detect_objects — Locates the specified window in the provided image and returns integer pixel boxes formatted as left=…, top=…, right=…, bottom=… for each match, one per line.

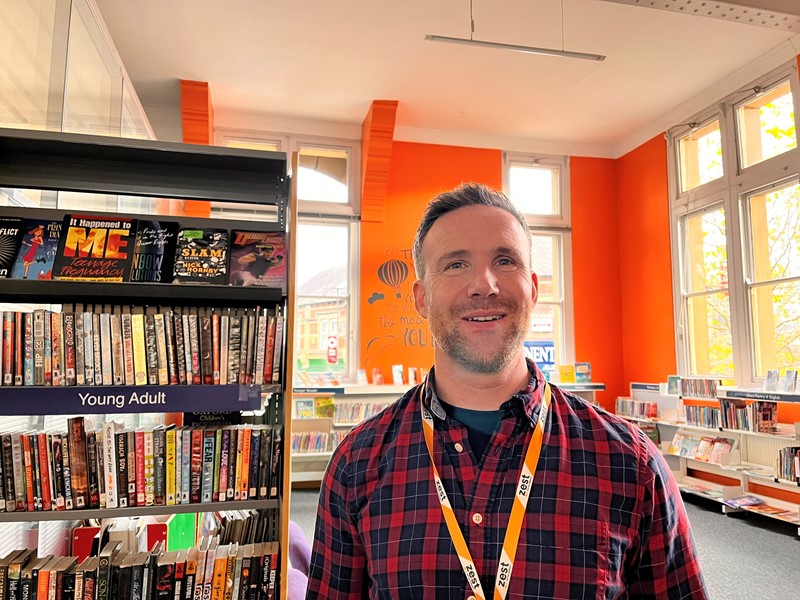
left=219, top=131, right=360, bottom=384
left=678, top=119, right=723, bottom=192
left=670, top=65, right=800, bottom=386
left=504, top=154, right=573, bottom=377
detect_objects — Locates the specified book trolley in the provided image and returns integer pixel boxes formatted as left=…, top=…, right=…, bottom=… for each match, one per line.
left=0, top=128, right=295, bottom=598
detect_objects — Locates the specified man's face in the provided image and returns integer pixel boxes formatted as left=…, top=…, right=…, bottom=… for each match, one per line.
left=413, top=205, right=538, bottom=374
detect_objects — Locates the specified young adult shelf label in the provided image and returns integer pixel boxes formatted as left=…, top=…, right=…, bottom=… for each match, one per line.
left=0, top=384, right=261, bottom=415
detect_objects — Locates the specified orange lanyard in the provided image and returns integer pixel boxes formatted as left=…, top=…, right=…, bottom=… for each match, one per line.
left=421, top=383, right=551, bottom=600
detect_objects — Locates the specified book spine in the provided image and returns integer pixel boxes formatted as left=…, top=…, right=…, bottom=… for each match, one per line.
left=239, top=428, right=251, bottom=501
left=174, top=309, right=188, bottom=385
left=212, top=428, right=222, bottom=503
left=135, top=429, right=146, bottom=506
left=166, top=428, right=176, bottom=506
left=200, top=312, right=213, bottom=385
left=24, top=312, right=34, bottom=386
left=37, top=433, right=52, bottom=510
left=153, top=427, right=166, bottom=505
left=181, top=312, right=193, bottom=385
left=63, top=311, right=76, bottom=386
left=44, top=310, right=52, bottom=385
left=211, top=311, right=220, bottom=385
left=219, top=311, right=229, bottom=387
left=183, top=554, right=197, bottom=600
left=188, top=311, right=201, bottom=385
left=33, top=309, right=45, bottom=385
left=248, top=429, right=261, bottom=500
left=174, top=428, right=182, bottom=507
left=51, top=311, right=62, bottom=386
left=2, top=312, right=13, bottom=386
left=14, top=311, right=23, bottom=386
left=190, top=429, right=203, bottom=504
left=245, top=312, right=256, bottom=385
left=144, top=311, right=159, bottom=385
left=21, top=433, right=35, bottom=511
left=227, top=315, right=241, bottom=384
left=29, top=432, right=42, bottom=510
left=92, top=312, right=102, bottom=385
left=218, top=428, right=230, bottom=502
left=181, top=428, right=191, bottom=504
left=110, top=311, right=125, bottom=386
left=11, top=434, right=26, bottom=511
left=127, top=430, right=137, bottom=507
left=131, top=311, right=148, bottom=386
left=269, top=427, right=282, bottom=499
left=85, top=431, right=100, bottom=508
left=99, top=312, right=113, bottom=386
left=1, top=434, right=13, bottom=512
left=233, top=428, right=243, bottom=501
left=154, top=312, right=169, bottom=385
left=51, top=434, right=65, bottom=510
left=74, top=310, right=85, bottom=386
left=271, top=312, right=283, bottom=384
left=201, top=429, right=215, bottom=503
left=254, top=311, right=266, bottom=386
left=237, top=312, right=249, bottom=386
left=226, top=427, right=237, bottom=501
left=103, top=422, right=118, bottom=509
left=144, top=429, right=155, bottom=506
left=82, top=308, right=93, bottom=386
left=60, top=432, right=73, bottom=510
left=121, top=311, right=135, bottom=386
left=165, top=310, right=179, bottom=385
left=258, top=428, right=271, bottom=499
left=116, top=430, right=129, bottom=508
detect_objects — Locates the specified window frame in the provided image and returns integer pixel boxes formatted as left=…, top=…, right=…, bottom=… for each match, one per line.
left=668, top=62, right=800, bottom=387
left=503, top=153, right=571, bottom=228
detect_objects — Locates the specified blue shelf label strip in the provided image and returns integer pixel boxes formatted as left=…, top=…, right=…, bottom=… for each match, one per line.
left=0, top=384, right=262, bottom=415
left=631, top=383, right=660, bottom=391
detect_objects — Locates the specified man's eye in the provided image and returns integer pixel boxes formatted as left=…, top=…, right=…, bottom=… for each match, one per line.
left=496, top=258, right=516, bottom=268
left=446, top=261, right=465, bottom=270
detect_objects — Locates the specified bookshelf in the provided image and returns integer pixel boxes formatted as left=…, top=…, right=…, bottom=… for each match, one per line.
left=618, top=381, right=800, bottom=535
left=0, top=128, right=295, bottom=594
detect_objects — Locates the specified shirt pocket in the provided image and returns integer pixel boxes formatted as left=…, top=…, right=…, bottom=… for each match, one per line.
left=518, top=521, right=610, bottom=600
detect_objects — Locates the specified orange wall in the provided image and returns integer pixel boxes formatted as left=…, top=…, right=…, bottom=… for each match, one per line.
left=616, top=135, right=677, bottom=383
left=570, top=157, right=624, bottom=411
left=359, top=141, right=502, bottom=382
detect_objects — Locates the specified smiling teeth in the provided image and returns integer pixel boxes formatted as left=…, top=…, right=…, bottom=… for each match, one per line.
left=467, top=316, right=501, bottom=321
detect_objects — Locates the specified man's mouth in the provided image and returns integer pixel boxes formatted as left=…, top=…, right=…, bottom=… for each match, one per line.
left=464, top=315, right=503, bottom=322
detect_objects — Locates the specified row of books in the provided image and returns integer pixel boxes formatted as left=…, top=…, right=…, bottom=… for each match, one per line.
left=764, top=368, right=798, bottom=393
left=667, top=432, right=735, bottom=464
left=719, top=399, right=779, bottom=433
left=0, top=304, right=284, bottom=387
left=0, top=419, right=284, bottom=513
left=0, top=535, right=280, bottom=600
left=615, top=398, right=658, bottom=421
left=776, top=446, right=800, bottom=484
left=0, top=215, right=287, bottom=290
left=333, top=402, right=391, bottom=425
left=683, top=405, right=721, bottom=429
left=680, top=377, right=720, bottom=400
left=290, top=432, right=330, bottom=454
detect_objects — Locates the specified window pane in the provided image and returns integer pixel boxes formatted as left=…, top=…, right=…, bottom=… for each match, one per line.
left=748, top=183, right=800, bottom=283
left=750, top=280, right=800, bottom=377
left=226, top=140, right=280, bottom=152
left=509, top=164, right=559, bottom=216
left=531, top=234, right=560, bottom=302
left=298, top=147, right=348, bottom=204
left=0, top=0, right=59, bottom=130
left=684, top=208, right=728, bottom=293
left=678, top=119, right=722, bottom=192
left=687, top=291, right=733, bottom=376
left=737, top=80, right=797, bottom=169
left=295, top=223, right=349, bottom=381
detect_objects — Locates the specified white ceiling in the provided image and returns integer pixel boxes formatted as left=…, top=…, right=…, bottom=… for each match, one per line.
left=94, top=0, right=800, bottom=157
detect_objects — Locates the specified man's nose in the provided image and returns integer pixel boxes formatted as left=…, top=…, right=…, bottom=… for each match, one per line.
left=468, top=265, right=499, bottom=297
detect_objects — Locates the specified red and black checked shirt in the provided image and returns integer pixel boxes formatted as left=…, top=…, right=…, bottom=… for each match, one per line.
left=307, top=361, right=708, bottom=599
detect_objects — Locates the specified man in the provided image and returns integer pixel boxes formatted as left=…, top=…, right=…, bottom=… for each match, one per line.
left=307, top=183, right=707, bottom=599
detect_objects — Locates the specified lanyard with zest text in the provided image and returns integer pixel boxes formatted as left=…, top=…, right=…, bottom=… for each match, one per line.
left=421, top=382, right=551, bottom=600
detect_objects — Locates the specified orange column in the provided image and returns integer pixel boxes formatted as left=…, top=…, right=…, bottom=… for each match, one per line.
left=361, top=100, right=398, bottom=223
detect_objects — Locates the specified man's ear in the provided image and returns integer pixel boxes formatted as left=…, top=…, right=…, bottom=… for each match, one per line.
left=413, top=279, right=428, bottom=318
left=531, top=272, right=539, bottom=305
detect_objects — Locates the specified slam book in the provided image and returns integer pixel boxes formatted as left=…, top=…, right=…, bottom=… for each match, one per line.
left=172, top=229, right=228, bottom=285
left=53, top=214, right=137, bottom=281
left=129, top=220, right=179, bottom=283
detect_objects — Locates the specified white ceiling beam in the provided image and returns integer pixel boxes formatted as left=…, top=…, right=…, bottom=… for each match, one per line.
left=597, top=0, right=800, bottom=32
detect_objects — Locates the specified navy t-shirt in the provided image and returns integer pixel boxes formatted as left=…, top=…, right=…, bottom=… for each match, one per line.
left=440, top=401, right=501, bottom=459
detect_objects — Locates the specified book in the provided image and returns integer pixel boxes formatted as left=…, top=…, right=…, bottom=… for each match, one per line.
left=574, top=361, right=591, bottom=383
left=694, top=436, right=715, bottom=462
left=172, top=229, right=229, bottom=285
left=228, top=231, right=287, bottom=291
left=10, top=218, right=61, bottom=280
left=129, top=220, right=179, bottom=283
left=780, top=369, right=797, bottom=393
left=0, top=217, right=25, bottom=278
left=53, top=214, right=137, bottom=281
left=765, top=369, right=779, bottom=391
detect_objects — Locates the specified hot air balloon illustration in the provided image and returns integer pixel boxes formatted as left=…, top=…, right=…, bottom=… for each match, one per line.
left=377, top=259, right=409, bottom=298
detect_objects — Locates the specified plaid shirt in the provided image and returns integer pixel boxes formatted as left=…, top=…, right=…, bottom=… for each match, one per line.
left=307, top=361, right=708, bottom=599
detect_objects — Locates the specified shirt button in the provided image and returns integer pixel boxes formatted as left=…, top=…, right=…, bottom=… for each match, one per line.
left=454, top=442, right=464, bottom=452
left=467, top=596, right=476, bottom=600
left=472, top=512, right=483, bottom=525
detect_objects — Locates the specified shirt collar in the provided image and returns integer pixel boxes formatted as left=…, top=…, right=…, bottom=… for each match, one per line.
left=422, top=358, right=546, bottom=425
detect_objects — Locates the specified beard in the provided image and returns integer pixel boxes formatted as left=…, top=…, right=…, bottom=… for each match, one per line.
left=430, top=300, right=530, bottom=374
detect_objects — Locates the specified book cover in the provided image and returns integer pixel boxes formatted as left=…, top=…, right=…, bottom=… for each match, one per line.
left=764, top=369, right=779, bottom=391
left=53, top=214, right=136, bottom=281
left=172, top=229, right=228, bottom=285
left=0, top=217, right=25, bottom=278
left=228, top=231, right=286, bottom=292
left=10, top=219, right=60, bottom=280
left=708, top=438, right=734, bottom=465
left=129, top=220, right=179, bottom=283
left=694, top=436, right=715, bottom=462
